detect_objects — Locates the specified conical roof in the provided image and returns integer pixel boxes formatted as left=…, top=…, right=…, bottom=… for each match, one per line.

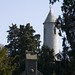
left=44, top=10, right=56, bottom=23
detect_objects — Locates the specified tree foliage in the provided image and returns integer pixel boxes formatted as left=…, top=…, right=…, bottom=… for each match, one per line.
left=38, top=46, right=55, bottom=75
left=49, top=0, right=75, bottom=75
left=50, top=0, right=75, bottom=75
left=56, top=0, right=75, bottom=57
left=7, top=23, right=40, bottom=57
left=6, top=23, right=41, bottom=75
left=49, top=0, right=59, bottom=4
left=0, top=47, right=17, bottom=75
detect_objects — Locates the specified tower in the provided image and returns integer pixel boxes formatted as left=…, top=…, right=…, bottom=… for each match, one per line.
left=43, top=7, right=59, bottom=55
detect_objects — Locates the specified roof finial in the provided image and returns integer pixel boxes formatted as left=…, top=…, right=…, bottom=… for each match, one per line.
left=50, top=4, right=51, bottom=12
left=49, top=4, right=51, bottom=13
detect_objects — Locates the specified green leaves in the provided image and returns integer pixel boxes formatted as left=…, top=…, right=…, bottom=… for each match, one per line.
left=54, top=0, right=75, bottom=75
left=7, top=23, right=40, bottom=56
left=38, top=46, right=54, bottom=75
left=0, top=48, right=17, bottom=75
left=6, top=23, right=41, bottom=75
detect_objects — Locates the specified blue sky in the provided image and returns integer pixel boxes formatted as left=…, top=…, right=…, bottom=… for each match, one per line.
left=0, top=0, right=62, bottom=49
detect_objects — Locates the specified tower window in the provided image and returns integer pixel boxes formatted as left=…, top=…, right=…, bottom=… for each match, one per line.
left=54, top=27, right=56, bottom=34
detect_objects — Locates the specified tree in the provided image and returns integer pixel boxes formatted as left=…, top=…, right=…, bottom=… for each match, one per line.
left=38, top=46, right=55, bottom=75
left=18, top=23, right=40, bottom=55
left=7, top=23, right=40, bottom=56
left=7, top=24, right=19, bottom=56
left=7, top=23, right=41, bottom=75
left=49, top=0, right=75, bottom=75
left=55, top=0, right=75, bottom=58
left=0, top=47, right=17, bottom=75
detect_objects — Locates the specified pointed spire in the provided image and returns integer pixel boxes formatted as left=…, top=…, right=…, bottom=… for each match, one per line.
left=43, top=4, right=56, bottom=24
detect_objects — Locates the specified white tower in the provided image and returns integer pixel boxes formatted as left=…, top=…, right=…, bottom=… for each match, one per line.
left=43, top=8, right=59, bottom=55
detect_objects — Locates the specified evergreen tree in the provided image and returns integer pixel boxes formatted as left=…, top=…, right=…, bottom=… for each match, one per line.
left=7, top=23, right=40, bottom=56
left=7, top=24, right=19, bottom=56
left=7, top=23, right=41, bottom=75
left=38, top=46, right=55, bottom=75
left=55, top=0, right=75, bottom=58
left=0, top=47, right=17, bottom=75
left=49, top=0, right=75, bottom=75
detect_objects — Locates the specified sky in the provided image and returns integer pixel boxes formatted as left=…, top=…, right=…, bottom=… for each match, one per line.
left=0, top=0, right=63, bottom=50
